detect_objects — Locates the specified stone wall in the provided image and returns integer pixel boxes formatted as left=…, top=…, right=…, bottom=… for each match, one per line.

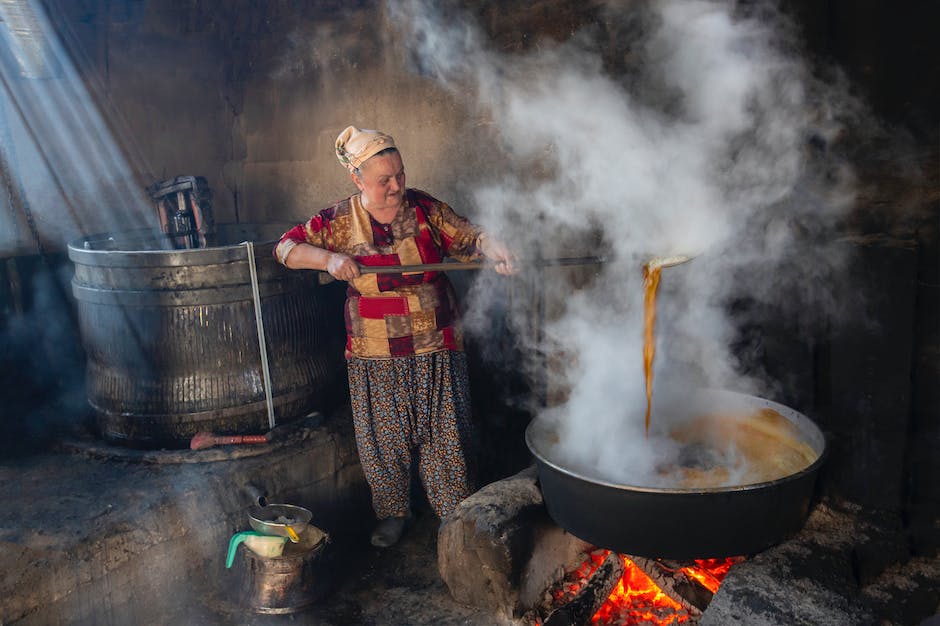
left=0, top=0, right=936, bottom=529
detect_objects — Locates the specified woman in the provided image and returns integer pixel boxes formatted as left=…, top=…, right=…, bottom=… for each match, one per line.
left=275, top=126, right=515, bottom=547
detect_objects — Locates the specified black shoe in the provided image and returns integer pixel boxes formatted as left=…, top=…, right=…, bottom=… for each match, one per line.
left=370, top=515, right=411, bottom=548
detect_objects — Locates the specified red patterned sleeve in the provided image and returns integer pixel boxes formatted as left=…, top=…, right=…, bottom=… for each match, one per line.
left=414, top=191, right=483, bottom=262
left=274, top=207, right=336, bottom=265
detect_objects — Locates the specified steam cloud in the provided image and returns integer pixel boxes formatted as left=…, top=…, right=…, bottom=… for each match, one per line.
left=389, top=0, right=859, bottom=486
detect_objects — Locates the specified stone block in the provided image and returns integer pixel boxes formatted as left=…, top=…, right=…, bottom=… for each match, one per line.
left=700, top=499, right=940, bottom=626
left=860, top=554, right=940, bottom=626
left=437, top=466, right=590, bottom=620
left=850, top=509, right=909, bottom=586
left=700, top=502, right=876, bottom=626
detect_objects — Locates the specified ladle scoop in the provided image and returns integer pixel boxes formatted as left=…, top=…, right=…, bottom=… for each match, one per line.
left=643, top=254, right=693, bottom=270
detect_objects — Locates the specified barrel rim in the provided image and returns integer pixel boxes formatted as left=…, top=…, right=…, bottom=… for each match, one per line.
left=67, top=223, right=292, bottom=267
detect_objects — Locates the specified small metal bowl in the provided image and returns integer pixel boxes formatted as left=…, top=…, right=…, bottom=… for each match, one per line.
left=248, top=503, right=313, bottom=540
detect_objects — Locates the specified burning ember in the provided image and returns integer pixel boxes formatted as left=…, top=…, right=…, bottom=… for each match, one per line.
left=677, top=558, right=737, bottom=595
left=549, top=550, right=742, bottom=625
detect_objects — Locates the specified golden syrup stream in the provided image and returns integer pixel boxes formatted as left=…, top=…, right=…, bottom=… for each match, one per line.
left=642, top=263, right=662, bottom=437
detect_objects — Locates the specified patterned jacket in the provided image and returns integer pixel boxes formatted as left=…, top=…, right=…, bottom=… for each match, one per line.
left=275, top=188, right=484, bottom=359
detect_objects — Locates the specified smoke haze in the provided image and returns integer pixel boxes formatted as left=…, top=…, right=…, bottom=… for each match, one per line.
left=389, top=0, right=859, bottom=486
left=0, top=0, right=154, bottom=257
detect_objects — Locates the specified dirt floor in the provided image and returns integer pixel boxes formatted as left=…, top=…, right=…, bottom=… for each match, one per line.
left=0, top=411, right=507, bottom=626
left=0, top=404, right=516, bottom=626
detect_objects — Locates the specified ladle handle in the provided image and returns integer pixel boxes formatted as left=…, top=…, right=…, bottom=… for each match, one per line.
left=357, top=256, right=604, bottom=274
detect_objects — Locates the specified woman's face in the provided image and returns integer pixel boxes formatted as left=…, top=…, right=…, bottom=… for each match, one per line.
left=354, top=151, right=406, bottom=211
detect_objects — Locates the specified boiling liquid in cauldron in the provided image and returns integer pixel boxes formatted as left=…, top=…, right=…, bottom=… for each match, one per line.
left=637, top=258, right=816, bottom=486
left=544, top=402, right=818, bottom=489
left=662, top=407, right=817, bottom=488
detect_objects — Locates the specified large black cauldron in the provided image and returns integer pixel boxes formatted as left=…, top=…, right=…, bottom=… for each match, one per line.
left=526, top=389, right=827, bottom=560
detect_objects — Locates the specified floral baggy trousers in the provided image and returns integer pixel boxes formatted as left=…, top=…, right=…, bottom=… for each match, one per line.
left=347, top=350, right=476, bottom=519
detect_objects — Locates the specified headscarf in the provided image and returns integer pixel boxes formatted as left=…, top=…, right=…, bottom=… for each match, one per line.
left=335, top=126, right=396, bottom=173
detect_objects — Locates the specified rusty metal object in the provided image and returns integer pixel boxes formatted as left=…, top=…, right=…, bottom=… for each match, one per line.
left=147, top=175, right=215, bottom=249
left=189, top=431, right=270, bottom=451
left=232, top=528, right=328, bottom=614
left=68, top=223, right=347, bottom=448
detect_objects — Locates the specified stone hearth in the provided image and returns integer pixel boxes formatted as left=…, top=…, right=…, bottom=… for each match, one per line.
left=438, top=468, right=940, bottom=626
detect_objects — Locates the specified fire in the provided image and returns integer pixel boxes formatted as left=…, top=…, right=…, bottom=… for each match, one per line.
left=549, top=550, right=742, bottom=626
left=593, top=555, right=686, bottom=625
left=551, top=550, right=609, bottom=604
left=679, top=558, right=737, bottom=595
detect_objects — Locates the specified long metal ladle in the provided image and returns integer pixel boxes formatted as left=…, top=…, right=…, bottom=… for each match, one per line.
left=356, top=254, right=692, bottom=274
left=357, top=256, right=605, bottom=274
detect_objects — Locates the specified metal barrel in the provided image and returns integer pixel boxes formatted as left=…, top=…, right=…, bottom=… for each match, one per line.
left=68, top=223, right=347, bottom=448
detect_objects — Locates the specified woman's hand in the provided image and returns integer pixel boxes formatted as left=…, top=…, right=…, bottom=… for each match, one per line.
left=284, top=243, right=361, bottom=280
left=326, top=252, right=361, bottom=281
left=479, top=234, right=518, bottom=275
